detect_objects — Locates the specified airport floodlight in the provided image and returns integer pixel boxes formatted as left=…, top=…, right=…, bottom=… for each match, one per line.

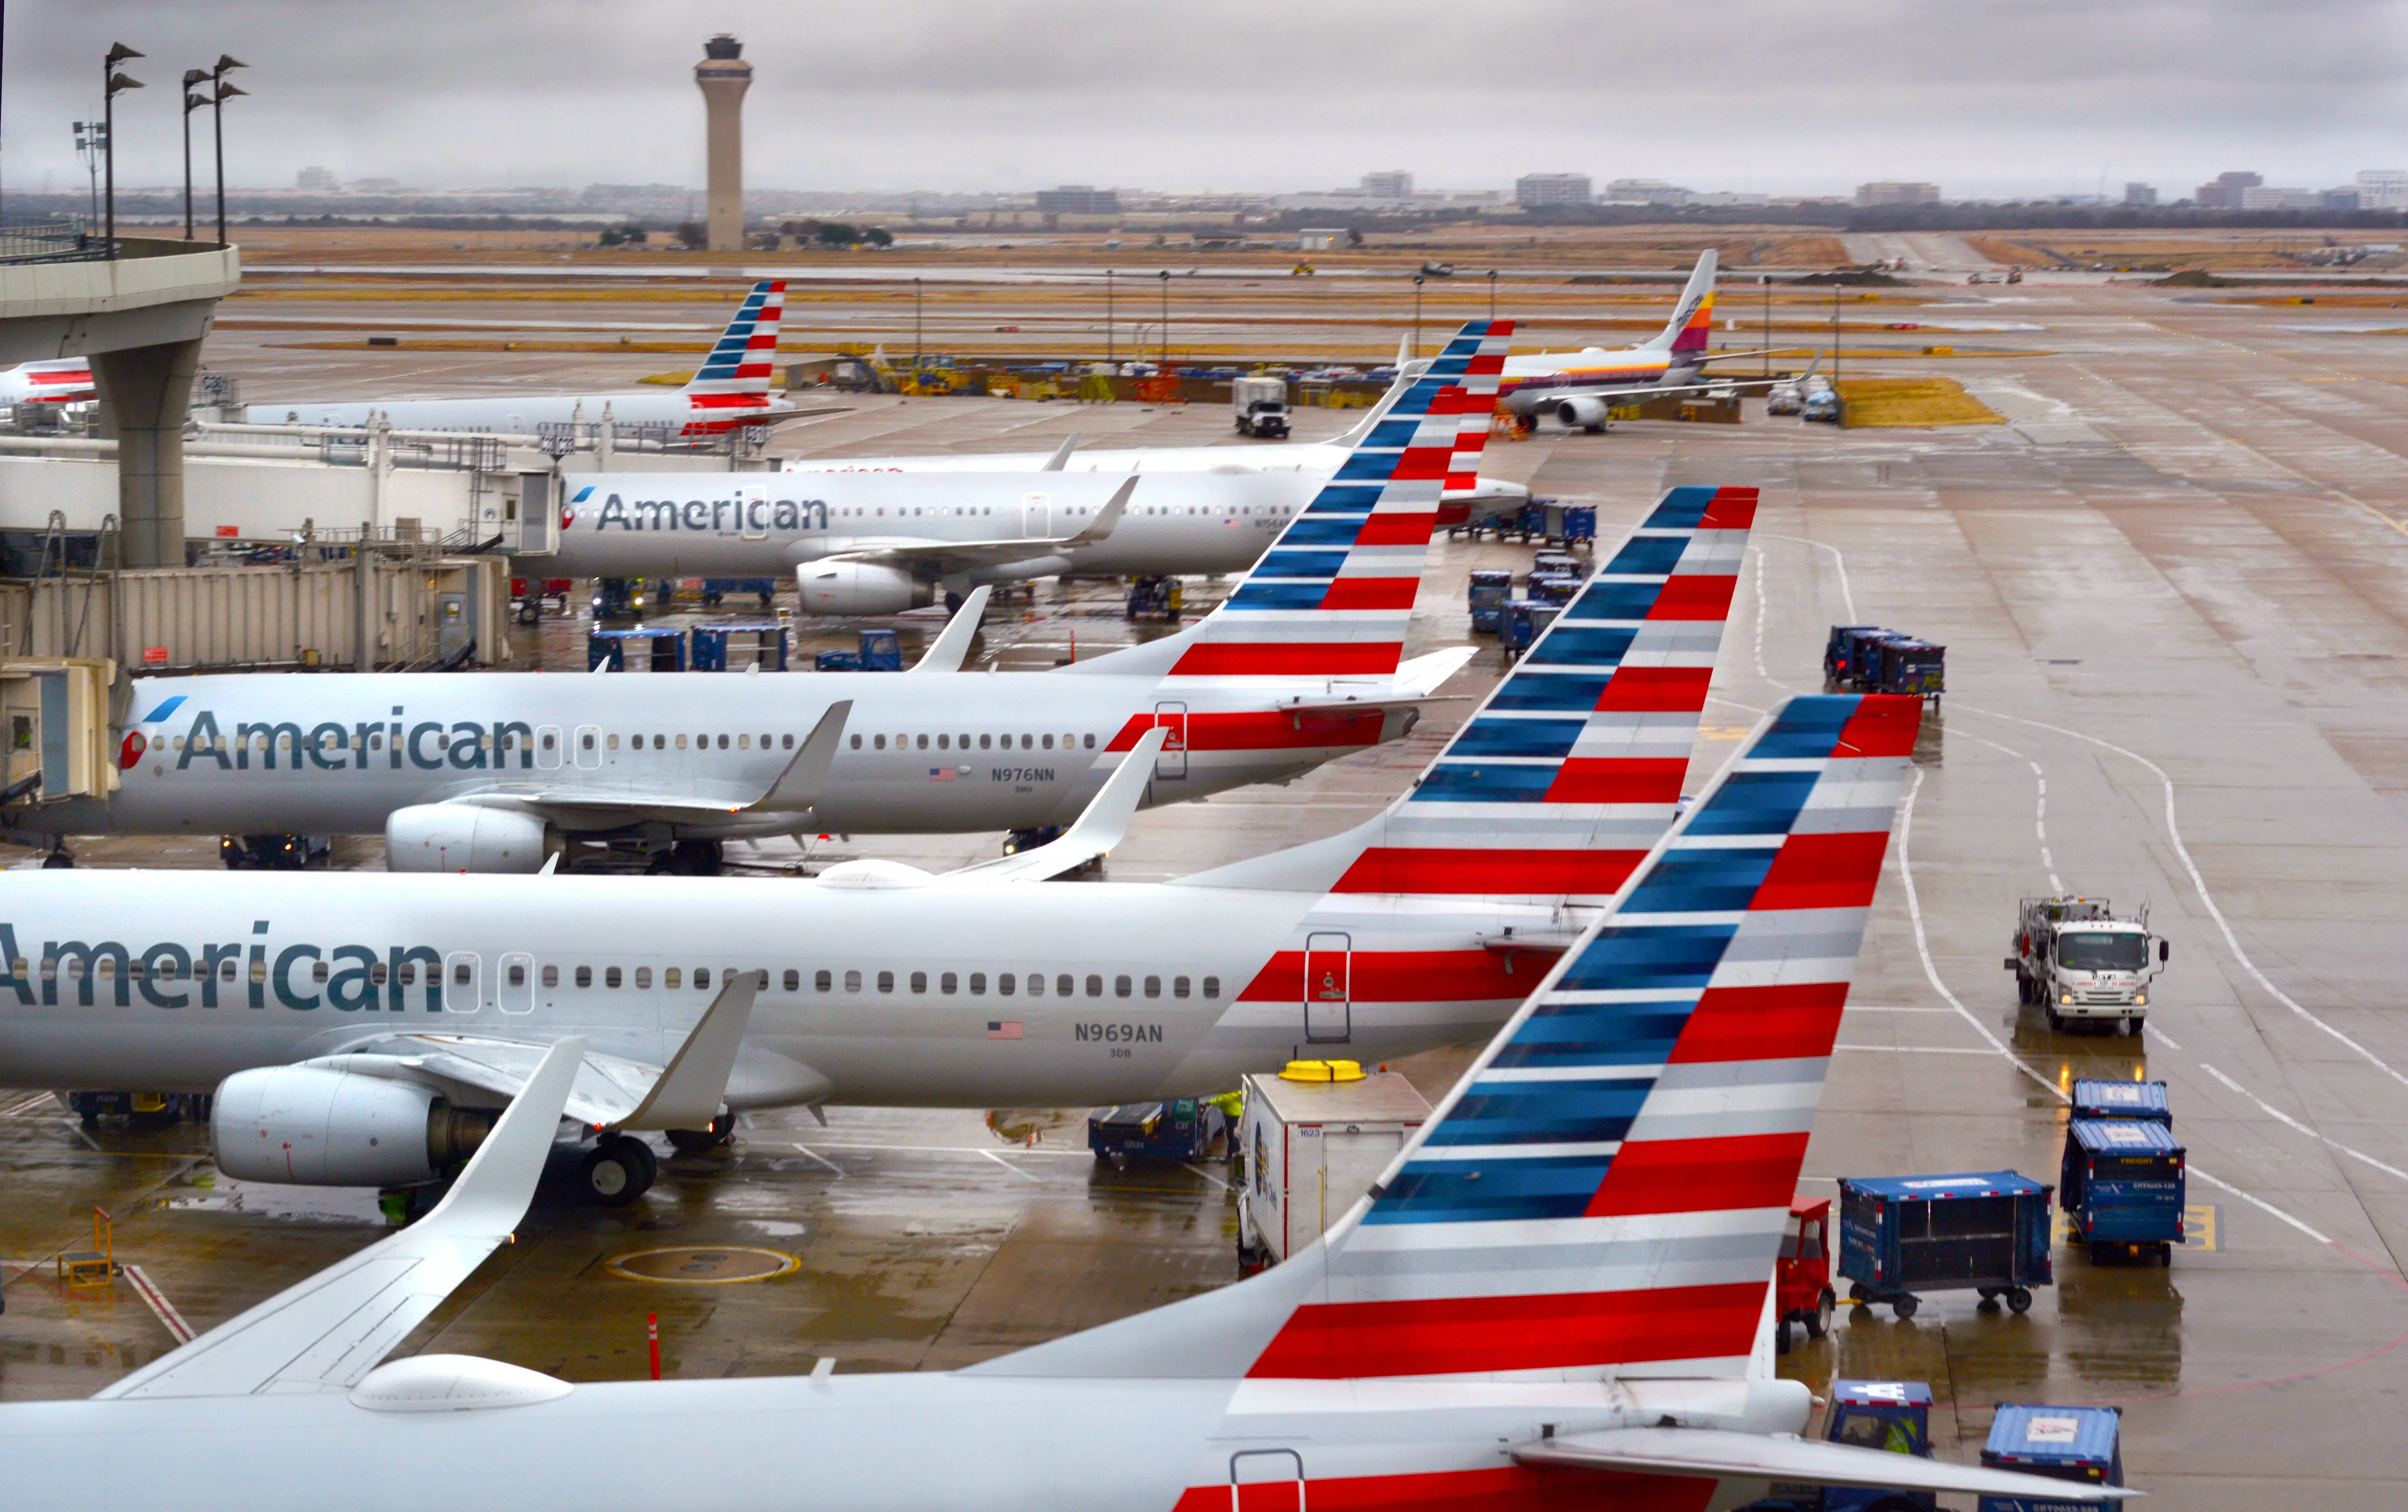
left=182, top=74, right=214, bottom=240
left=102, top=46, right=147, bottom=251
left=106, top=42, right=145, bottom=66
left=107, top=72, right=144, bottom=95
left=209, top=81, right=250, bottom=244
left=1158, top=269, right=1170, bottom=367
left=1487, top=268, right=1498, bottom=319
left=215, top=54, right=248, bottom=74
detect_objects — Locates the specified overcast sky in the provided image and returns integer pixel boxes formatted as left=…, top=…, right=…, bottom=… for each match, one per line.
left=5, top=0, right=2404, bottom=200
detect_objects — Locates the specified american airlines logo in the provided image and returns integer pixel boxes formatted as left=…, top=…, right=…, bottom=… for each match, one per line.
left=0, top=923, right=445, bottom=1013
left=150, top=709, right=540, bottom=774
left=569, top=487, right=831, bottom=533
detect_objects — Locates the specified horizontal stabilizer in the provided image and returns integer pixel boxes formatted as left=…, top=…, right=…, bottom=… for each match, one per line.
left=1516, top=1428, right=2139, bottom=1500
left=941, top=727, right=1169, bottom=884
left=909, top=588, right=992, bottom=673
left=93, top=1037, right=585, bottom=1400
left=1391, top=645, right=1478, bottom=698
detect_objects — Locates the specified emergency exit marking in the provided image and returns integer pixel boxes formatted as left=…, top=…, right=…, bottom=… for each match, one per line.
left=142, top=647, right=169, bottom=665
left=2050, top=1205, right=2219, bottom=1251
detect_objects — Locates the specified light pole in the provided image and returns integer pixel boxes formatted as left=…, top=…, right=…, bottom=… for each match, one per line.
left=181, top=69, right=209, bottom=240
left=1487, top=268, right=1498, bottom=321
left=1156, top=269, right=1170, bottom=370
left=103, top=43, right=145, bottom=252
left=209, top=56, right=247, bottom=245
left=1412, top=274, right=1425, bottom=359
left=1105, top=268, right=1114, bottom=370
left=74, top=120, right=105, bottom=228
left=912, top=276, right=924, bottom=374
left=1761, top=274, right=1772, bottom=380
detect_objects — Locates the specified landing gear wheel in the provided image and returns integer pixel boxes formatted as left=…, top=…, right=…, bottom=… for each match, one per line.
left=666, top=1115, right=735, bottom=1155
left=1807, top=1289, right=1834, bottom=1340
left=1775, top=1317, right=1793, bottom=1355
left=579, top=1135, right=658, bottom=1206
left=40, top=848, right=73, bottom=870
left=945, top=591, right=965, bottom=613
left=2007, top=1286, right=2034, bottom=1314
left=1891, top=1294, right=1918, bottom=1321
left=671, top=839, right=724, bottom=876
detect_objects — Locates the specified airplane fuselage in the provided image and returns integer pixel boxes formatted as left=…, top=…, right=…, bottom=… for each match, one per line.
left=241, top=391, right=794, bottom=438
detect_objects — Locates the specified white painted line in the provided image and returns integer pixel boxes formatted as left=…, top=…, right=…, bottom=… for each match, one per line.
left=2200, top=1063, right=2408, bottom=1184
left=1763, top=530, right=1859, bottom=622
left=121, top=1263, right=194, bottom=1343
left=2145, top=1023, right=2185, bottom=1052
left=2190, top=1167, right=2330, bottom=1245
left=1834, top=1044, right=1999, bottom=1055
left=783, top=1140, right=1089, bottom=1157
left=1182, top=1162, right=1233, bottom=1191
left=979, top=1149, right=1042, bottom=1184
left=1, top=1092, right=57, bottom=1118
left=1844, top=1005, right=1964, bottom=1014
left=779, top=1143, right=849, bottom=1179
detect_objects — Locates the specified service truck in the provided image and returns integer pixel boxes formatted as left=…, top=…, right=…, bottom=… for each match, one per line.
left=1232, top=374, right=1292, bottom=437
left=2006, top=896, right=2169, bottom=1035
left=1236, top=1059, right=1429, bottom=1274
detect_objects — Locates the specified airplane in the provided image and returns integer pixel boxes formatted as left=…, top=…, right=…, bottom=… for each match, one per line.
left=1498, top=250, right=1770, bottom=433
left=240, top=280, right=798, bottom=438
left=0, top=481, right=1756, bottom=1206
left=0, top=692, right=2125, bottom=1512
left=8, top=323, right=1515, bottom=875
left=0, top=357, right=95, bottom=409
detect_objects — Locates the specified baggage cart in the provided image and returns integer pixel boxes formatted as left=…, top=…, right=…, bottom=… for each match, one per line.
left=1838, top=1171, right=2053, bottom=1318
left=1525, top=571, right=1583, bottom=607
left=691, top=621, right=791, bottom=671
left=701, top=577, right=778, bottom=609
left=1533, top=550, right=1583, bottom=578
left=813, top=629, right=902, bottom=672
left=1236, top=1060, right=1430, bottom=1275
left=1501, top=599, right=1561, bottom=661
left=1088, top=1098, right=1224, bottom=1168
left=1561, top=505, right=1597, bottom=545
left=2060, top=1119, right=2184, bottom=1266
left=1467, top=569, right=1513, bottom=634
left=588, top=626, right=687, bottom=672
left=1872, top=637, right=1945, bottom=700
left=2070, top=1079, right=2170, bottom=1126
left=1977, top=1405, right=2123, bottom=1512
left=1824, top=625, right=1882, bottom=682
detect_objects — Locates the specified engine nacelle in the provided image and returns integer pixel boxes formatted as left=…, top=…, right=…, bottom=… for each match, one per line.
left=212, top=1066, right=496, bottom=1187
left=798, top=561, right=931, bottom=616
left=386, top=802, right=549, bottom=873
left=1553, top=396, right=1611, bottom=431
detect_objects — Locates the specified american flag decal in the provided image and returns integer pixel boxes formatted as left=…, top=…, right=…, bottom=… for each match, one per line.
left=929, top=767, right=956, bottom=783
left=988, top=1021, right=1023, bottom=1040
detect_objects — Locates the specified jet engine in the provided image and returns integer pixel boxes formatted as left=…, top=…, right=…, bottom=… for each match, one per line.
left=386, top=803, right=549, bottom=873
left=1553, top=396, right=1611, bottom=431
left=799, top=562, right=932, bottom=616
left=212, top=1065, right=497, bottom=1186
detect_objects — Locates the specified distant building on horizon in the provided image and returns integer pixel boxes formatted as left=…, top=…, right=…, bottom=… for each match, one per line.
left=2194, top=171, right=2262, bottom=209
left=1602, top=177, right=1690, bottom=205
left=1855, top=181, right=1941, bottom=208
left=2355, top=170, right=2408, bottom=209
left=2240, top=185, right=2320, bottom=211
left=1359, top=170, right=1412, bottom=199
left=1034, top=185, right=1120, bottom=215
left=1515, top=173, right=1592, bottom=209
left=2124, top=182, right=2158, bottom=206
left=295, top=166, right=337, bottom=192
left=350, top=177, right=403, bottom=195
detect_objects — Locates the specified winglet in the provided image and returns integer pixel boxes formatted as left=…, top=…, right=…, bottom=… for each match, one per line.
left=909, top=587, right=991, bottom=674
left=938, top=727, right=1169, bottom=884
left=416, top=1035, right=587, bottom=1232
left=745, top=699, right=851, bottom=813
left=1040, top=434, right=1080, bottom=472
left=1065, top=475, right=1137, bottom=546
left=614, top=973, right=760, bottom=1131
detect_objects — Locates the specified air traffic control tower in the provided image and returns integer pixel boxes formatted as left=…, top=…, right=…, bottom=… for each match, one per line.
left=695, top=34, right=752, bottom=252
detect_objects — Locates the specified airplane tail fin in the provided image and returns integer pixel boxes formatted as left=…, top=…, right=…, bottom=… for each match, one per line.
left=976, top=692, right=1924, bottom=1381
left=1639, top=251, right=1717, bottom=360
left=1179, top=485, right=1757, bottom=905
left=1326, top=337, right=1423, bottom=449
left=680, top=279, right=786, bottom=400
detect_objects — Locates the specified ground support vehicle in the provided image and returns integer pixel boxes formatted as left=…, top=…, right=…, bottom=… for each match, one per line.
left=1501, top=599, right=1562, bottom=660
left=1774, top=1195, right=1839, bottom=1353
left=1532, top=550, right=1584, bottom=579
left=1088, top=1099, right=1225, bottom=1168
left=701, top=577, right=778, bottom=609
left=1467, top=569, right=1513, bottom=632
left=1825, top=625, right=1944, bottom=699
left=1231, top=375, right=1291, bottom=437
left=691, top=622, right=791, bottom=671
left=65, top=1090, right=208, bottom=1128
left=590, top=577, right=647, bottom=620
left=813, top=629, right=902, bottom=672
left=1804, top=387, right=1842, bottom=423
left=2061, top=1117, right=2184, bottom=1267
left=1977, top=1406, right=2123, bottom=1512
left=1525, top=571, right=1583, bottom=608
left=1126, top=576, right=1183, bottom=622
left=2007, top=896, right=2168, bottom=1034
left=589, top=626, right=690, bottom=672
left=510, top=576, right=574, bottom=625
left=1743, top=1380, right=1938, bottom=1512
left=219, top=833, right=331, bottom=869
left=1838, top=1171, right=2053, bottom=1318
left=1236, top=1060, right=1430, bottom=1275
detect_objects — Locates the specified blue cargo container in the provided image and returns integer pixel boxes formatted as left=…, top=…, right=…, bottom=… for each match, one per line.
left=1977, top=1405, right=2123, bottom=1512
left=1824, top=625, right=1881, bottom=681
left=2070, top=1079, right=2171, bottom=1125
left=1838, top=1171, right=2054, bottom=1318
left=1740, top=1381, right=1938, bottom=1512
left=1088, top=1098, right=1224, bottom=1167
left=1525, top=572, right=1584, bottom=608
left=1873, top=638, right=1945, bottom=700
left=2060, top=1118, right=2184, bottom=1265
left=587, top=626, right=687, bottom=672
left=1502, top=599, right=1561, bottom=660
left=1467, top=570, right=1514, bottom=633
left=1561, top=505, right=1597, bottom=545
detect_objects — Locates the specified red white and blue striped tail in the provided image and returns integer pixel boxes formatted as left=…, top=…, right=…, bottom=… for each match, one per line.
left=1158, top=321, right=1512, bottom=684
left=1246, top=692, right=1922, bottom=1381
left=1327, top=484, right=1754, bottom=904
left=681, top=279, right=785, bottom=402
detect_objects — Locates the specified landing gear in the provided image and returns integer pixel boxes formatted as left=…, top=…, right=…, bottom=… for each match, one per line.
left=645, top=840, right=725, bottom=876
left=579, top=1134, right=659, bottom=1206
left=666, top=1114, right=735, bottom=1155
left=40, top=846, right=73, bottom=870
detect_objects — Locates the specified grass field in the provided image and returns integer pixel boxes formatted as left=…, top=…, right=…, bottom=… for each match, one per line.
left=1837, top=377, right=2006, bottom=428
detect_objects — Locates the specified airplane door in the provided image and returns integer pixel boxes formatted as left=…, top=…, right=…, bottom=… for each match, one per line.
left=574, top=724, right=602, bottom=770
left=1229, top=1450, right=1305, bottom=1512
left=739, top=483, right=769, bottom=541
left=1021, top=491, right=1051, bottom=537
left=498, top=953, right=535, bottom=1014
left=535, top=724, right=564, bottom=770
left=442, top=952, right=485, bottom=1015
left=1153, top=701, right=1188, bottom=780
left=1303, top=932, right=1351, bottom=1044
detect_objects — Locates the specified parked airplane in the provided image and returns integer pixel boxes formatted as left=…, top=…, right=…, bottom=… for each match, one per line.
left=241, top=280, right=796, bottom=437
left=10, top=324, right=1514, bottom=874
left=0, top=357, right=95, bottom=408
left=0, top=693, right=2115, bottom=1512
left=1499, top=250, right=1764, bottom=431
left=0, top=482, right=1755, bottom=1205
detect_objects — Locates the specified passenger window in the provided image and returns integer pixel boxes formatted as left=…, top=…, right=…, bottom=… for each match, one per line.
left=607, top=734, right=620, bottom=750
left=941, top=972, right=959, bottom=994
left=606, top=966, right=622, bottom=988
left=1202, top=976, right=1220, bottom=1000
left=1173, top=976, right=1189, bottom=999
left=739, top=734, right=751, bottom=749
left=1026, top=973, right=1043, bottom=998
left=783, top=734, right=795, bottom=749
left=969, top=973, right=987, bottom=995
left=877, top=970, right=894, bottom=993
left=452, top=962, right=472, bottom=986
left=979, top=734, right=992, bottom=750
left=1083, top=734, right=1096, bottom=749
left=664, top=967, right=682, bottom=989
left=369, top=962, right=388, bottom=985
left=759, top=733, right=770, bottom=748
left=507, top=963, right=527, bottom=987
left=654, top=735, right=666, bottom=750
left=718, top=734, right=729, bottom=750
left=1042, top=734, right=1054, bottom=749
left=851, top=735, right=863, bottom=749
left=815, top=969, right=832, bottom=991
left=1115, top=975, right=1133, bottom=998
left=1022, top=735, right=1033, bottom=750
left=910, top=971, right=928, bottom=993
left=1085, top=974, right=1103, bottom=997
left=874, top=735, right=886, bottom=750
left=1142, top=975, right=1160, bottom=998
left=676, top=734, right=690, bottom=750
left=998, top=973, right=1015, bottom=996
left=635, top=967, right=653, bottom=988
left=395, top=963, right=415, bottom=986
left=540, top=964, right=557, bottom=987
left=1060, top=974, right=1076, bottom=996
left=844, top=969, right=862, bottom=992
left=695, top=968, right=711, bottom=989
left=576, top=966, right=592, bottom=987
left=937, top=734, right=949, bottom=749
left=917, top=734, right=929, bottom=750
left=311, top=960, right=331, bottom=983
left=783, top=969, right=800, bottom=992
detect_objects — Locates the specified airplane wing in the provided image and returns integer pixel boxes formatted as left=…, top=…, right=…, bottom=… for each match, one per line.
left=813, top=475, right=1135, bottom=574
left=1393, top=645, right=1479, bottom=698
left=91, top=1037, right=586, bottom=1401
left=1514, top=1429, right=2139, bottom=1501
left=469, top=700, right=850, bottom=823
left=908, top=587, right=992, bottom=673
left=937, top=727, right=1167, bottom=885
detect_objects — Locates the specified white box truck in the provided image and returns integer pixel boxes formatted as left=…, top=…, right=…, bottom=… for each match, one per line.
left=1236, top=1061, right=1431, bottom=1273
left=1232, top=375, right=1291, bottom=438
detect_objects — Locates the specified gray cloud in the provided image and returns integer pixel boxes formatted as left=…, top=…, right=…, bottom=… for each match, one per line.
left=4, top=0, right=2404, bottom=198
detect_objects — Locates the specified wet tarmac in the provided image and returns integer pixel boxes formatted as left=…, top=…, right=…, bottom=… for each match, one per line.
left=12, top=277, right=2408, bottom=1507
